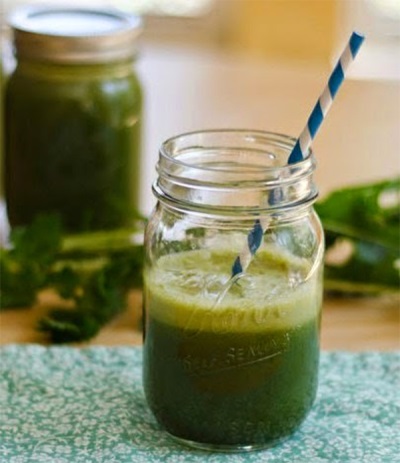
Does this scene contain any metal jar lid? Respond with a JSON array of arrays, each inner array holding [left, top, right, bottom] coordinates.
[[8, 5, 142, 64]]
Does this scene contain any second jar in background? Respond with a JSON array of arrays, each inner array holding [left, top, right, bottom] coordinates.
[[4, 6, 143, 232]]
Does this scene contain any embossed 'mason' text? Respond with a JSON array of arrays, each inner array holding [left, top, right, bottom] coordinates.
[[182, 339, 287, 377]]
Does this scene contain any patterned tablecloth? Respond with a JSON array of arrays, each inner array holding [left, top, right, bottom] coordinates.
[[0, 346, 398, 463]]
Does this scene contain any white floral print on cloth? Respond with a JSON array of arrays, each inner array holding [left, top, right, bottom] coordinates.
[[0, 346, 399, 463]]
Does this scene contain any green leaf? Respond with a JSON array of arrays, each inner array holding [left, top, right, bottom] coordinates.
[[37, 309, 99, 343], [9, 214, 62, 264], [323, 235, 399, 293], [316, 179, 400, 294], [0, 260, 38, 308], [1, 214, 144, 343], [0, 214, 63, 308], [37, 245, 144, 343], [46, 267, 81, 300], [315, 178, 400, 250]]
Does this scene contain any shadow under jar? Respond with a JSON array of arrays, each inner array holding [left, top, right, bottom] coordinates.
[[4, 6, 142, 232], [143, 130, 324, 452]]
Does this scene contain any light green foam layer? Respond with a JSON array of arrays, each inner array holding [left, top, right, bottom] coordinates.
[[145, 247, 322, 333]]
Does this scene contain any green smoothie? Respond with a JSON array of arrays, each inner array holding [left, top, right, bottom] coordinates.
[[143, 247, 322, 448], [4, 61, 142, 232]]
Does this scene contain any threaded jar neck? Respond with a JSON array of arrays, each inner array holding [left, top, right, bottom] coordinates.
[[153, 130, 318, 217]]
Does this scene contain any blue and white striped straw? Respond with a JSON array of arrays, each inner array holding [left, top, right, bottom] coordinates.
[[288, 32, 365, 164], [231, 31, 365, 277]]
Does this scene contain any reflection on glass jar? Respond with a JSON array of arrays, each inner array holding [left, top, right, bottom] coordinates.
[[4, 6, 142, 231], [143, 130, 324, 452]]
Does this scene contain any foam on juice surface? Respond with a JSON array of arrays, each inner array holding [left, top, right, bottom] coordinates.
[[145, 247, 322, 333]]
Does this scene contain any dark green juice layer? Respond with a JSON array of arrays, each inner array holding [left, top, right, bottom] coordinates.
[[143, 248, 322, 446], [5, 62, 142, 231], [144, 315, 319, 446]]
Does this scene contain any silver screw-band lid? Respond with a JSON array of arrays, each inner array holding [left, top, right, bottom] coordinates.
[[9, 6, 142, 64]]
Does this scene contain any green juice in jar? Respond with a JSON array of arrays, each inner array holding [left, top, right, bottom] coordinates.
[[5, 62, 141, 231], [4, 7, 142, 232], [143, 247, 322, 449]]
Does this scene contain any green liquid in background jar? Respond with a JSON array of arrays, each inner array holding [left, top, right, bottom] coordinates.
[[143, 247, 322, 449], [4, 7, 142, 232]]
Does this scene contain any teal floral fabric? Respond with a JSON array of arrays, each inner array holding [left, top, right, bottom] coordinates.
[[0, 346, 399, 463]]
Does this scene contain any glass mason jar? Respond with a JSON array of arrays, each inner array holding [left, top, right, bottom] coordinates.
[[143, 130, 324, 452], [4, 7, 142, 232]]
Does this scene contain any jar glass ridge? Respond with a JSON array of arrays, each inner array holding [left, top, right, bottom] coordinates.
[[154, 129, 318, 216], [143, 130, 324, 452]]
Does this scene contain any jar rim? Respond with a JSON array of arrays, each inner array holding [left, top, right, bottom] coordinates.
[[160, 129, 312, 176], [155, 129, 318, 215]]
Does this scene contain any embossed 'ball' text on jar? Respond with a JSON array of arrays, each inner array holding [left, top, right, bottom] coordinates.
[[5, 6, 142, 232], [143, 130, 324, 452]]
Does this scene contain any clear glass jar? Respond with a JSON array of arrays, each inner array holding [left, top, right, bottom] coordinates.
[[4, 7, 142, 232], [143, 130, 324, 452]]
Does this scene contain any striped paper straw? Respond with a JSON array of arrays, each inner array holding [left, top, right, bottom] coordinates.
[[231, 31, 365, 277], [288, 32, 365, 164]]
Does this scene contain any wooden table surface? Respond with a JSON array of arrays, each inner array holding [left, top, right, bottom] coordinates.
[[0, 290, 399, 351]]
